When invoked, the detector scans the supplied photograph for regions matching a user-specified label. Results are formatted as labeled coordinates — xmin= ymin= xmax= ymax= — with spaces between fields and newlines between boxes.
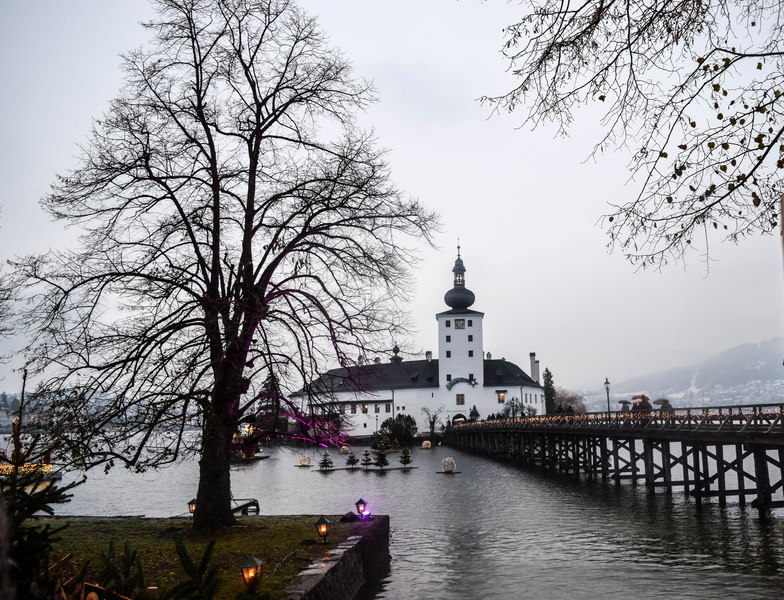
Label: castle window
xmin=469 ymin=373 xmax=474 ymax=381
xmin=468 ymin=335 xmax=473 ymax=342
xmin=456 ymin=394 xmax=465 ymax=406
xmin=455 ymin=318 xmax=465 ymax=329
xmin=351 ymin=404 xmax=357 ymax=414
xmin=339 ymin=404 xmax=346 ymax=414
xmin=375 ymin=404 xmax=380 ymax=413
xmin=497 ymin=390 xmax=506 ymax=403
xmin=446 ymin=351 xmax=451 ymax=358
xmin=362 ymin=404 xmax=368 ymax=413
xmin=446 ymin=335 xmax=451 ymax=342
xmin=468 ymin=319 xmax=473 ymax=327
xmin=446 ymin=320 xmax=451 ymax=327
xmin=468 ymin=350 xmax=474 ymax=357
xmin=386 ymin=403 xmax=391 ymax=413
xmin=446 ymin=374 xmax=452 ymax=382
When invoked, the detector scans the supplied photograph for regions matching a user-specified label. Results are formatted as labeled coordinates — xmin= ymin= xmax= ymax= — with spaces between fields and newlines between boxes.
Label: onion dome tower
xmin=436 ymin=245 xmax=485 ymax=389
xmin=444 ymin=245 xmax=476 ymax=310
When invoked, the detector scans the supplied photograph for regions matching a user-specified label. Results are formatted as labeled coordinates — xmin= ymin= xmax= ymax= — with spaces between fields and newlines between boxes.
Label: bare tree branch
xmin=486 ymin=0 xmax=784 ymax=268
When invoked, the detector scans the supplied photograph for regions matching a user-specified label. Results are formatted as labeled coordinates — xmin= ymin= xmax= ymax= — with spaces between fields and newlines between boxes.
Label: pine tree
xmin=373 ymin=449 xmax=389 ymax=470
xmin=543 ymin=368 xmax=556 ymax=415
xmin=318 ymin=450 xmax=334 ymax=471
xmin=345 ymin=452 xmax=359 ymax=469
xmin=399 ymin=448 xmax=412 ymax=469
xmin=360 ymin=448 xmax=373 ymax=469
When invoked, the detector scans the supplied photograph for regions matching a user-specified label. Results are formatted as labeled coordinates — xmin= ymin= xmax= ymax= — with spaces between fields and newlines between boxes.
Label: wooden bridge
xmin=444 ymin=403 xmax=784 ymax=514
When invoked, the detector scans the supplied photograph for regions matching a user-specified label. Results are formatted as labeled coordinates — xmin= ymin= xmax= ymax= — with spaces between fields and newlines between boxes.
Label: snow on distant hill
xmin=609 ymin=337 xmax=784 ymax=407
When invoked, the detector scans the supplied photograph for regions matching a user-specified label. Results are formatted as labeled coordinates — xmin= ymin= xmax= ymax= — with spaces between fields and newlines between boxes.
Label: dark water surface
xmin=61 ymin=445 xmax=784 ymax=599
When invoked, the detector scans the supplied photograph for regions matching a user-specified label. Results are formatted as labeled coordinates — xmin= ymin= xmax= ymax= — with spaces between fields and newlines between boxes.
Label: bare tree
xmin=485 ymin=0 xmax=784 ymax=268
xmin=13 ymin=0 xmax=436 ymax=530
xmin=420 ymin=405 xmax=444 ymax=439
xmin=554 ymin=388 xmax=586 ymax=414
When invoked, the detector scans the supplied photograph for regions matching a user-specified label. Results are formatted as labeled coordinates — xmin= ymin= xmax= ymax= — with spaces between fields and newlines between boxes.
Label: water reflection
xmin=58 ymin=444 xmax=783 ymax=599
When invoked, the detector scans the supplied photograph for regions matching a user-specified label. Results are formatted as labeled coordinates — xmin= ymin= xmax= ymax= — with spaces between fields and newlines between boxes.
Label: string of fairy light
xmin=454 ymin=405 xmax=784 ymax=432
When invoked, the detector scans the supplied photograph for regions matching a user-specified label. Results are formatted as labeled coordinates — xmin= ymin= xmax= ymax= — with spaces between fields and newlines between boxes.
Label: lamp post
xmin=604 ymin=378 xmax=611 ymax=415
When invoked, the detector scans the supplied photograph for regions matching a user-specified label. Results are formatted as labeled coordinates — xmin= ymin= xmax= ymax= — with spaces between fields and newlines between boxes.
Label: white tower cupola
xmin=436 ymin=246 xmax=485 ymax=391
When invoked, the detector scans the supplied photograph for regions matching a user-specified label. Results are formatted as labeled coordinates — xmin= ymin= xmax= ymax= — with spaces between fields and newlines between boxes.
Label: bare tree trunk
xmin=194 ymin=404 xmax=235 ymax=529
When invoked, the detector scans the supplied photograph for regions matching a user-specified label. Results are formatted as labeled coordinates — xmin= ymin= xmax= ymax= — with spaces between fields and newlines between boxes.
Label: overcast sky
xmin=1 ymin=0 xmax=782 ymax=393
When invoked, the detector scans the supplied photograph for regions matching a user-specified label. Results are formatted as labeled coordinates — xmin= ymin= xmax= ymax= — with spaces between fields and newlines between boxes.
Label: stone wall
xmin=286 ymin=515 xmax=390 ymax=600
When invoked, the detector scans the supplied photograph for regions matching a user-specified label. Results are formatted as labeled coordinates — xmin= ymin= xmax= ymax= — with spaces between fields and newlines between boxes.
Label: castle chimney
xmin=535 ymin=359 xmax=540 ymax=383
xmin=529 ymin=352 xmax=537 ymax=381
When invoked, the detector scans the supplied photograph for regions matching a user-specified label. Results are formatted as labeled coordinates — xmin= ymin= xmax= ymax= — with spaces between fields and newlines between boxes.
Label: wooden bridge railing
xmin=451 ymin=402 xmax=784 ymax=442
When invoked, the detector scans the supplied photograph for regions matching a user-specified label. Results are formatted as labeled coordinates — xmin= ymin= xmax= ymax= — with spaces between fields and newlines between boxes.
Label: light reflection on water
xmin=58 ymin=444 xmax=784 ymax=599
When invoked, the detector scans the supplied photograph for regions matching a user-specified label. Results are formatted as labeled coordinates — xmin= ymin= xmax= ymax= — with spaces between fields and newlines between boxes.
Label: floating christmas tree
xmin=373 ymin=448 xmax=389 ymax=470
xmin=318 ymin=450 xmax=334 ymax=471
xmin=360 ymin=448 xmax=373 ymax=469
xmin=399 ymin=448 xmax=413 ymax=469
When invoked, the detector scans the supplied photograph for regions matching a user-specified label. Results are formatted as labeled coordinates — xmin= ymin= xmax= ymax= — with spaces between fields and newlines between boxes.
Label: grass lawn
xmin=46 ymin=514 xmax=356 ymax=599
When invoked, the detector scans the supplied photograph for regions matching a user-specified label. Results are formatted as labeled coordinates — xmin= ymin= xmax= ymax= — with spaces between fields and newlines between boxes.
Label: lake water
xmin=56 ymin=444 xmax=784 ymax=599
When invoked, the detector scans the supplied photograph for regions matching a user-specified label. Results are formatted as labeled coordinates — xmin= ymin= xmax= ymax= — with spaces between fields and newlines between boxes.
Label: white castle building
xmin=305 ymin=249 xmax=544 ymax=437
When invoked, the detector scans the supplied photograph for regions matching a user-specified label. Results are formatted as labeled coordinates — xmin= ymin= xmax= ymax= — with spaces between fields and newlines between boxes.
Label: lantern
xmin=316 ymin=515 xmax=331 ymax=542
xmin=355 ymin=498 xmax=367 ymax=516
xmin=240 ymin=554 xmax=264 ymax=587
xmin=187 ymin=498 xmax=197 ymax=514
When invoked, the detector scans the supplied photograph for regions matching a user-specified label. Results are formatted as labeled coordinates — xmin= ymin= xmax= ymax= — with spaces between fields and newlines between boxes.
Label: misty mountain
xmin=610 ymin=337 xmax=784 ymax=404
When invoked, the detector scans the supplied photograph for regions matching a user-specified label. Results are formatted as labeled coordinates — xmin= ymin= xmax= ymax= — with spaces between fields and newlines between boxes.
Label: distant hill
xmin=608 ymin=337 xmax=784 ymax=406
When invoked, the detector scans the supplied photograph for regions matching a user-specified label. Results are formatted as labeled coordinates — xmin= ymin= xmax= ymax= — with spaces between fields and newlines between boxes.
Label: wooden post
xmin=736 ymin=443 xmax=746 ymax=508
xmin=643 ymin=438 xmax=655 ymax=492
xmin=612 ymin=438 xmax=622 ymax=485
xmin=662 ymin=441 xmax=672 ymax=494
xmin=600 ymin=436 xmax=609 ymax=480
xmin=716 ymin=444 xmax=726 ymax=508
xmin=753 ymin=447 xmax=772 ymax=512
xmin=692 ymin=443 xmax=702 ymax=506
